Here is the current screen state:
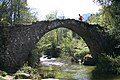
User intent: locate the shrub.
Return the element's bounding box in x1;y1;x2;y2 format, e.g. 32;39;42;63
96;54;120;74
44;43;61;58
16;65;41;80
28;49;42;67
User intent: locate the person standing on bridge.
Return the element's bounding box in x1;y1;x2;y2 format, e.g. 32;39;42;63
78;14;83;21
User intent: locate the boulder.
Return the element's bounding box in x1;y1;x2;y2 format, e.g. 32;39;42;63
0;70;7;77
82;54;95;66
14;73;32;79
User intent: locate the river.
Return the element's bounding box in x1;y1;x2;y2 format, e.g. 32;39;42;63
39;55;120;80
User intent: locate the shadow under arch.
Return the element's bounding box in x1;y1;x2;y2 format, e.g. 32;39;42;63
0;19;113;73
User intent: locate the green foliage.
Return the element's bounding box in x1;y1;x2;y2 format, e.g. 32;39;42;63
44;43;61;58
45;11;57;21
17;66;33;74
96;54;120;74
88;13;101;24
35;29;60;56
94;0;120;31
90;0;120;53
0;0;38;26
32;26;90;63
85;0;120;74
28;49;42;67
39;66;56;78
17;65;41;80
88;9;114;30
35;27;89;62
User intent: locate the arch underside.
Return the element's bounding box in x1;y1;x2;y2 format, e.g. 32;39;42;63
0;19;112;72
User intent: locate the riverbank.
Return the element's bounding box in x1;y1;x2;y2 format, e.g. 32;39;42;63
39;55;120;80
1;55;120;80
39;56;96;80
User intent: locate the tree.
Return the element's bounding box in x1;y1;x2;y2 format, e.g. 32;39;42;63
94;0;120;45
93;0;120;74
94;0;120;29
45;11;57;21
0;0;10;25
0;0;38;26
88;13;101;24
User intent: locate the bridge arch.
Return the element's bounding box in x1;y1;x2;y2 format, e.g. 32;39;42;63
0;19;112;72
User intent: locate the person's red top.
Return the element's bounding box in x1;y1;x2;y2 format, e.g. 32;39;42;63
79;16;83;21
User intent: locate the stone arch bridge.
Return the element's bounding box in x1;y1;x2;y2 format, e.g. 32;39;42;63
0;19;113;72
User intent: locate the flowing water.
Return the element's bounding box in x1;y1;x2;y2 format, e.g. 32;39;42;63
39;56;120;80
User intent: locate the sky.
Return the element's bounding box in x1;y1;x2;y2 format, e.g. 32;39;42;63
27;0;101;20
